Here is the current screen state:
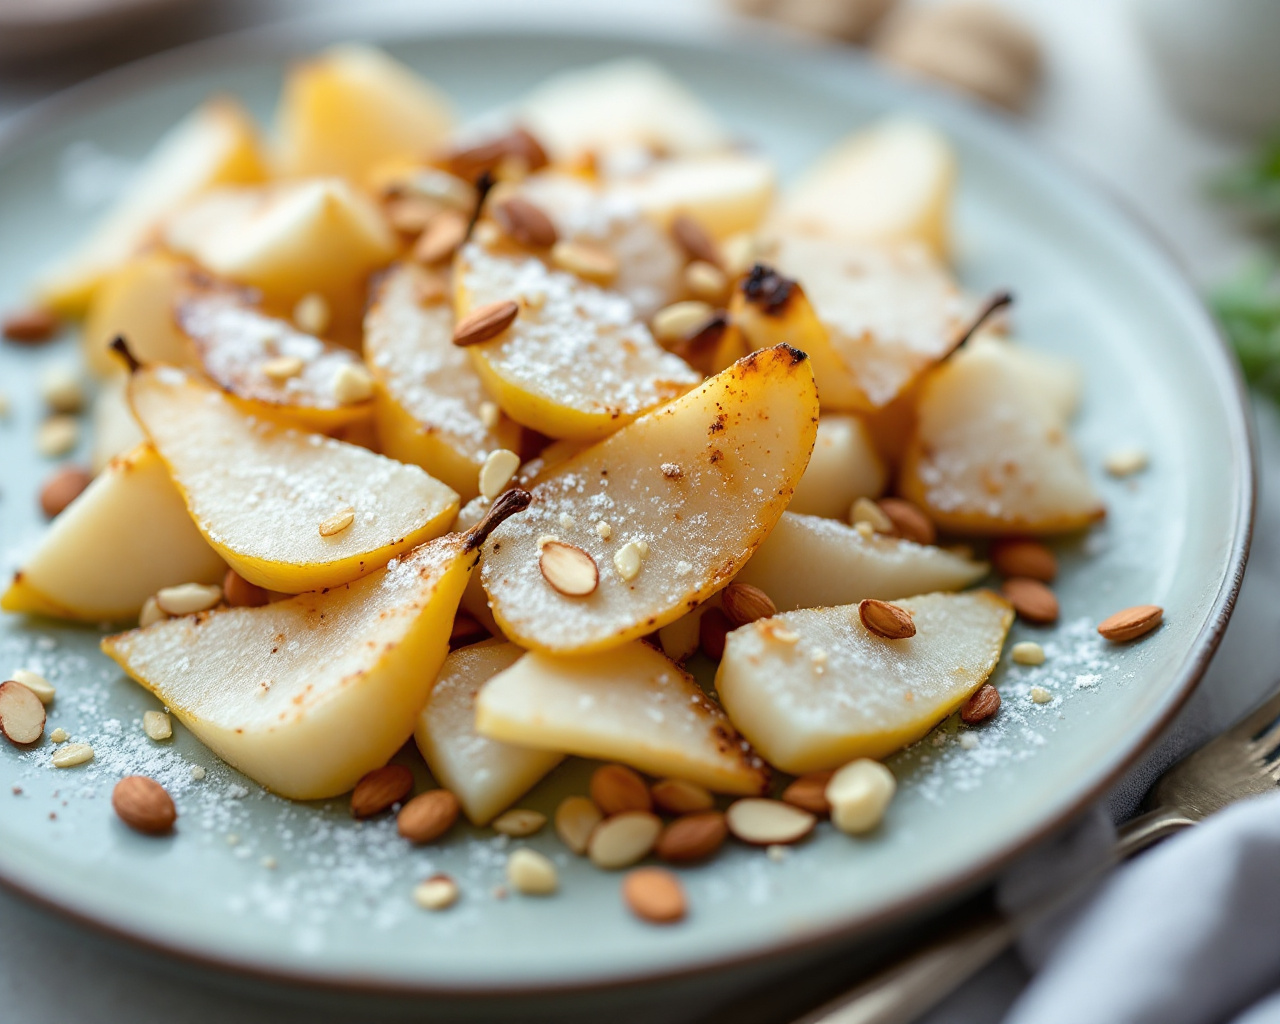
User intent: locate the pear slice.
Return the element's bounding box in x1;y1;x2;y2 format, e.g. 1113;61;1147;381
124;360;459;592
101;491;530;800
900;340;1104;534
364;263;522;498
788;414;886;519
2;443;224;623
717;590;1013;773
480;345;819;655
83;252;198;378
734;512;988;612
612;153;776;239
476;640;769;795
518;59;731;163
275;44;454;182
771;118;956;259
90;376;146;473
178;278;373;433
415;640;563;825
454;238;699;440
34;98;265;316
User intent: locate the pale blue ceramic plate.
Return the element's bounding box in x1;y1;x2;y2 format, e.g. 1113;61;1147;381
0;11;1253;1007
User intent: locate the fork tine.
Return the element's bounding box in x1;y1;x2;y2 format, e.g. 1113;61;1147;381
1234;685;1280;742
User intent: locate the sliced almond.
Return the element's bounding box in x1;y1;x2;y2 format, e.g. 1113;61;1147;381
1098;604;1163;642
494;197;558;248
479;448;521;501
453;299;520;347
782;771;834;815
139;596;167;627
261;355;305;382
142;710;173;741
1001;578;1059;624
990;538;1057;582
318;506;356;538
655;811;727;863
721;583;777;627
588;811;663;869
51;742;93;768
350;764;414;819
507;847;558;895
652;301;714;344
850;496;894;533
492;808;547;837
112;776;177;835
293;292;330;335
9;669;54;705
155;582;222;616
858;599;917;640
539;541;599;597
555;796;603;855
726;798;815;846
960;683;1001;723
413;873;459;911
876;498;936;546
623;867;687;924
397;789;460;844
651;778;715;816
550;239;618;283
413;210;469;265
0;680;45;745
591;763;652;815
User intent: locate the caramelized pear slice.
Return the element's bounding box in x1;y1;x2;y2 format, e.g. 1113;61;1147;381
101;492;530;800
717;590;1013;773
900;341;1104;534
734;512;987;612
83;253;198;377
480;345;818;655
125;361;458;592
476;641;768;795
788;414;886;518
415;639;563;825
364;263;521;498
454;238;699;440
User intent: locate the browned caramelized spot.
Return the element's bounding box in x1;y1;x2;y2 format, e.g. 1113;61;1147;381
741;264;795;315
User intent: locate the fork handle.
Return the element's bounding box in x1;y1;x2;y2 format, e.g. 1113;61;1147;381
790;807;1195;1024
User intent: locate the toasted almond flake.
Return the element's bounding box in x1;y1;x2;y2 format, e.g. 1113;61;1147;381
1098;604;1163;642
261;355;305;382
555;796;603;855
595;521;612;540
1002;578;1059;624
155;583;222;616
651;778;715;816
318;506;356;538
351;764;414;819
292;292;330;335
539;541;599;597
332;364;375;405
453;300;520;347
1029;686;1053;704
858;599;916;640
414;210;469;264
143;710;172;741
990;538;1057;582
589;811;663;869
10;669;54;705
139;595;167;627
50;728;68;743
413;874;460;911
613;541;647;582
1011;640;1046;665
684;260;730;303
492;808;547;837
507;848;558;895
623;867;687;924
479;401;501;430
479;448;520;501
550;239;619;283
655;811;727;863
1104;447;1148;477
826;759;896;835
36;416;78;458
726;798;815;845
52;742;94;768
652;301;714;344
40;364;84;414
876;497;936;546
397;789;460;844
850;496;894;533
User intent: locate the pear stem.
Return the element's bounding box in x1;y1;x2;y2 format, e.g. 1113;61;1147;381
464;169;497;244
109;336;141;373
465;488;532;552
952;291;1014;351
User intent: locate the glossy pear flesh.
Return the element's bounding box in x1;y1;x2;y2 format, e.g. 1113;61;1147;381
82;253;197;377
788;414;886;519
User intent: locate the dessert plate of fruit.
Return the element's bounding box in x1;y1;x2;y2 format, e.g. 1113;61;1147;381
0;16;1251;1003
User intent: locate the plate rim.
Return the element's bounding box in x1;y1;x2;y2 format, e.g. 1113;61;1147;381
0;8;1256;999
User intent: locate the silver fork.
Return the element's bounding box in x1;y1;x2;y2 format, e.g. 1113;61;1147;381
789;683;1280;1024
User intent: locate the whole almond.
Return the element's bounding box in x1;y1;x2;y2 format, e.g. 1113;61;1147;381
991;538;1057;582
655;811;727;863
453;300;520;347
413;210;468;265
671;213;721;267
726;798;816;846
623;867;687;924
539;541;599;597
1002;578;1059;624
0;680;45;745
858;599;916;640
446;127;549;180
960;683;1001;723
351;764;414;818
721;583;777;627
782;772;834;815
1098;604;1163;642
397;789;459;843
588;811;663;869
877;498;936;546
495;197;558;248
651;778;715;815
699;606;732;660
223;568;269;608
591;763;652;815
112;775;176;835
3;307;59;343
39;465;92;518
450;611;488;647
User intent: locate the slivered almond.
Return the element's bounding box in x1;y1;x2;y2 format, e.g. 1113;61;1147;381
960;683;1001;723
858;599;916;640
492;808;547;837
0;681;45;745
1002;578;1059;624
397;789;459;844
651;778;714;815
479;448;520;501
655;811;727;863
623;867;687;924
414;210;469;265
726;798;815;845
539;541;599;597
1098;605;1163;642
155;582;222;616
318;506;356;537
261;355;304;382
453;300;519;347
782;772;833;815
699;607;732;660
550;239;618;283
591;764;652;815
495;197;558;248
991;538;1057;582
112;776;177;835
652;301;714;344
555;796;603;854
877;498;936;546
721;583;776;627
351;764;413;818
671;213;721;267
